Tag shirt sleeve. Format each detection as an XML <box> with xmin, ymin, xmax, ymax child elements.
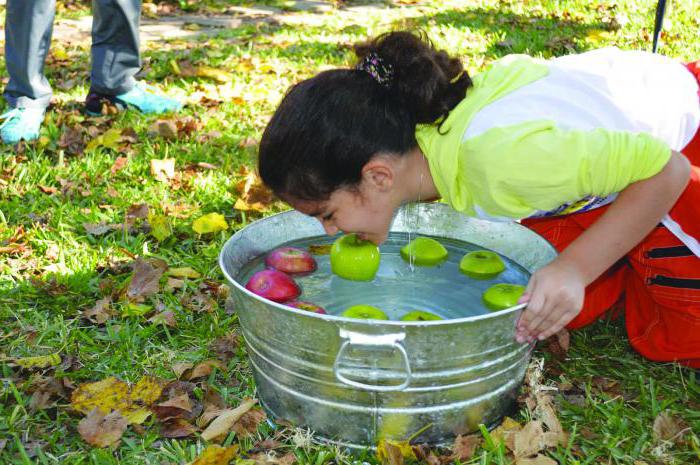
<box><xmin>461</xmin><ymin>120</ymin><xmax>673</xmax><ymax>218</ymax></box>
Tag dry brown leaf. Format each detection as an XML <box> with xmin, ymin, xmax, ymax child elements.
<box><xmin>83</xmin><ymin>297</ymin><xmax>113</xmax><ymax>324</ymax></box>
<box><xmin>172</xmin><ymin>362</ymin><xmax>194</xmax><ymax>379</ymax></box>
<box><xmin>234</xmin><ymin>167</ymin><xmax>274</xmax><ymax>212</ymax></box>
<box><xmin>546</xmin><ymin>328</ymin><xmax>570</xmax><ymax>360</ymax></box>
<box><xmin>166</xmin><ymin>277</ymin><xmax>186</xmax><ymax>291</ymax></box>
<box><xmin>377</xmin><ymin>440</ymin><xmax>406</xmax><ymax>465</ymax></box>
<box><xmin>232</xmin><ymin>408</ymin><xmax>267</xmax><ymax>436</ymax></box>
<box><xmin>188</xmin><ymin>359</ymin><xmax>226</xmax><ymax>380</ymax></box>
<box><xmin>490</xmin><ymin>416</ymin><xmax>522</xmax><ymax>451</ymax></box>
<box><xmin>150</xmin><ymin>158</ymin><xmax>176</xmax><ymax>182</ymax></box>
<box><xmin>653</xmin><ymin>410</ymin><xmax>689</xmax><ymax>444</ymax></box>
<box><xmin>127</xmin><ymin>203</ymin><xmax>150</xmax><ymax>219</ymax></box>
<box><xmin>209</xmin><ymin>332</ymin><xmax>240</xmax><ymax>363</ymax></box>
<box><xmin>514</xmin><ymin>420</ymin><xmax>545</xmax><ymax>458</ymax></box>
<box><xmin>110</xmin><ymin>156</ymin><xmax>129</xmax><ymax>174</ymax></box>
<box><xmin>84</xmin><ymin>222</ymin><xmax>119</xmax><ymax>236</ymax></box>
<box><xmin>148</xmin><ymin>120</ymin><xmax>178</xmax><ymax>140</ymax></box>
<box><xmin>200</xmin><ymin>398</ymin><xmax>257</xmax><ymax>441</ymax></box>
<box><xmin>515</xmin><ymin>455</ymin><xmax>558</xmax><ymax>465</ymax></box>
<box><xmin>161</xmin><ymin>418</ymin><xmax>198</xmax><ymax>438</ymax></box>
<box><xmin>78</xmin><ymin>408</ymin><xmax>128</xmax><ymax>448</ymax></box>
<box><xmin>29</xmin><ymin>390</ymin><xmax>54</xmax><ymax>412</ymax></box>
<box><xmin>126</xmin><ymin>257</ymin><xmax>167</xmax><ymax>302</ymax></box>
<box><xmin>451</xmin><ymin>434</ymin><xmax>480</xmax><ymax>461</ymax></box>
<box><xmin>148</xmin><ymin>310</ymin><xmax>177</xmax><ymax>327</ymax></box>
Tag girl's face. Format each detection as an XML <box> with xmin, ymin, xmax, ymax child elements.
<box><xmin>290</xmin><ymin>179</ymin><xmax>399</xmax><ymax>245</ymax></box>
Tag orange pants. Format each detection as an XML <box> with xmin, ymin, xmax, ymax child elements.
<box><xmin>522</xmin><ymin>62</ymin><xmax>700</xmax><ymax>368</ymax></box>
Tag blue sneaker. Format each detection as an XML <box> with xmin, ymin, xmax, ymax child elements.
<box><xmin>0</xmin><ymin>107</ymin><xmax>46</xmax><ymax>145</ymax></box>
<box><xmin>85</xmin><ymin>82</ymin><xmax>182</xmax><ymax>115</ymax></box>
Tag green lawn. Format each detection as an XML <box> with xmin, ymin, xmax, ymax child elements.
<box><xmin>1</xmin><ymin>0</ymin><xmax>699</xmax><ymax>464</ymax></box>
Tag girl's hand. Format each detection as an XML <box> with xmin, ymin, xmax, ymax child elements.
<box><xmin>515</xmin><ymin>259</ymin><xmax>585</xmax><ymax>343</ymax></box>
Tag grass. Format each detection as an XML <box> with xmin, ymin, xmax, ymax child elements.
<box><xmin>1</xmin><ymin>0</ymin><xmax>699</xmax><ymax>463</ymax></box>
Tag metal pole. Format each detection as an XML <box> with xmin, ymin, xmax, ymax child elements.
<box><xmin>652</xmin><ymin>0</ymin><xmax>668</xmax><ymax>53</ymax></box>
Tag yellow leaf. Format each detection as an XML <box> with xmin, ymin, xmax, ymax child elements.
<box><xmin>123</xmin><ymin>303</ymin><xmax>152</xmax><ymax>317</ymax></box>
<box><xmin>190</xmin><ymin>444</ymin><xmax>239</xmax><ymax>465</ymax></box>
<box><xmin>148</xmin><ymin>213</ymin><xmax>172</xmax><ymax>242</ymax></box>
<box><xmin>71</xmin><ymin>376</ymin><xmax>162</xmax><ymax>425</ymax></box>
<box><xmin>586</xmin><ymin>29</ymin><xmax>612</xmax><ymax>42</ymax></box>
<box><xmin>195</xmin><ymin>66</ymin><xmax>234</xmax><ymax>83</ymax></box>
<box><xmin>15</xmin><ymin>352</ymin><xmax>61</xmax><ymax>369</ymax></box>
<box><xmin>130</xmin><ymin>376</ymin><xmax>163</xmax><ymax>405</ymax></box>
<box><xmin>170</xmin><ymin>59</ymin><xmax>182</xmax><ymax>75</ymax></box>
<box><xmin>193</xmin><ymin>213</ymin><xmax>228</xmax><ymax>234</ymax></box>
<box><xmin>168</xmin><ymin>267</ymin><xmax>201</xmax><ymax>279</ymax></box>
<box><xmin>376</xmin><ymin>438</ymin><xmax>415</xmax><ymax>463</ymax></box>
<box><xmin>86</xmin><ymin>128</ymin><xmax>122</xmax><ymax>152</ymax></box>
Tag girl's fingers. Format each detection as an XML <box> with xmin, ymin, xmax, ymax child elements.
<box><xmin>537</xmin><ymin>312</ymin><xmax>574</xmax><ymax>340</ymax></box>
<box><xmin>516</xmin><ymin>288</ymin><xmax>545</xmax><ymax>343</ymax></box>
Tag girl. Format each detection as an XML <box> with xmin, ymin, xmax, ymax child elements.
<box><xmin>258</xmin><ymin>31</ymin><xmax>700</xmax><ymax>368</ymax></box>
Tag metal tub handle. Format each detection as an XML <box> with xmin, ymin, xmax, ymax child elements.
<box><xmin>333</xmin><ymin>329</ymin><xmax>412</xmax><ymax>392</ymax></box>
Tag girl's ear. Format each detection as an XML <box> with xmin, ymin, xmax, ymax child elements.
<box><xmin>361</xmin><ymin>157</ymin><xmax>394</xmax><ymax>192</ymax></box>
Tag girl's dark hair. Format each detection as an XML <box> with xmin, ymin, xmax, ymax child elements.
<box><xmin>259</xmin><ymin>30</ymin><xmax>472</xmax><ymax>201</ymax></box>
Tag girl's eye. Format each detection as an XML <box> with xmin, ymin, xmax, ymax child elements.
<box><xmin>323</xmin><ymin>213</ymin><xmax>334</xmax><ymax>221</ymax></box>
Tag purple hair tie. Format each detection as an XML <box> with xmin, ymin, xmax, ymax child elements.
<box><xmin>356</xmin><ymin>52</ymin><xmax>394</xmax><ymax>88</ymax></box>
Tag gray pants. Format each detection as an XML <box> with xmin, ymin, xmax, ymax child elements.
<box><xmin>3</xmin><ymin>0</ymin><xmax>142</xmax><ymax>109</ymax></box>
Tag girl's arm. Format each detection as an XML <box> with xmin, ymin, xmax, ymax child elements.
<box><xmin>515</xmin><ymin>150</ymin><xmax>691</xmax><ymax>343</ymax></box>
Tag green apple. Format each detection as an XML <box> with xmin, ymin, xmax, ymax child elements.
<box><xmin>400</xmin><ymin>310</ymin><xmax>443</xmax><ymax>321</ymax></box>
<box><xmin>482</xmin><ymin>283</ymin><xmax>526</xmax><ymax>311</ymax></box>
<box><xmin>330</xmin><ymin>234</ymin><xmax>381</xmax><ymax>281</ymax></box>
<box><xmin>459</xmin><ymin>250</ymin><xmax>505</xmax><ymax>280</ymax></box>
<box><xmin>400</xmin><ymin>237</ymin><xmax>448</xmax><ymax>266</ymax></box>
<box><xmin>341</xmin><ymin>304</ymin><xmax>389</xmax><ymax>320</ymax></box>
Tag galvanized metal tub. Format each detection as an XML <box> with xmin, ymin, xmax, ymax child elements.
<box><xmin>219</xmin><ymin>203</ymin><xmax>557</xmax><ymax>449</ymax></box>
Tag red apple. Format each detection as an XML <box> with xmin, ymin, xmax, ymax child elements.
<box><xmin>245</xmin><ymin>269</ymin><xmax>301</xmax><ymax>303</ymax></box>
<box><xmin>265</xmin><ymin>247</ymin><xmax>317</xmax><ymax>275</ymax></box>
<box><xmin>287</xmin><ymin>300</ymin><xmax>327</xmax><ymax>314</ymax></box>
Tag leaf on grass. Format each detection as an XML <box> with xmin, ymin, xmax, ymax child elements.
<box><xmin>152</xmin><ymin>393</ymin><xmax>193</xmax><ymax>422</ymax></box>
<box><xmin>514</xmin><ymin>420</ymin><xmax>545</xmax><ymax>458</ymax></box>
<box><xmin>169</xmin><ymin>267</ymin><xmax>201</xmax><ymax>279</ymax></box>
<box><xmin>86</xmin><ymin>128</ymin><xmax>123</xmax><ymax>152</ymax></box>
<box><xmin>515</xmin><ymin>455</ymin><xmax>558</xmax><ymax>465</ymax></box>
<box><xmin>172</xmin><ymin>362</ymin><xmax>195</xmax><ymax>379</ymax></box>
<box><xmin>161</xmin><ymin>418</ymin><xmax>198</xmax><ymax>438</ymax></box>
<box><xmin>58</xmin><ymin>126</ymin><xmax>85</xmax><ymax>155</ymax></box>
<box><xmin>14</xmin><ymin>352</ymin><xmax>62</xmax><ymax>369</ymax></box>
<box><xmin>232</xmin><ymin>408</ymin><xmax>267</xmax><ymax>436</ymax></box>
<box><xmin>377</xmin><ymin>439</ymin><xmax>413</xmax><ymax>465</ymax></box>
<box><xmin>193</xmin><ymin>213</ymin><xmax>228</xmax><ymax>234</ymax></box>
<box><xmin>200</xmin><ymin>398</ymin><xmax>257</xmax><ymax>441</ymax></box>
<box><xmin>78</xmin><ymin>408</ymin><xmax>128</xmax><ymax>448</ymax></box>
<box><xmin>71</xmin><ymin>376</ymin><xmax>162</xmax><ymax>425</ymax></box>
<box><xmin>190</xmin><ymin>444</ymin><xmax>239</xmax><ymax>465</ymax></box>
<box><xmin>84</xmin><ymin>222</ymin><xmax>119</xmax><ymax>236</ymax></box>
<box><xmin>148</xmin><ymin>213</ymin><xmax>172</xmax><ymax>242</ymax></box>
<box><xmin>166</xmin><ymin>277</ymin><xmax>186</xmax><ymax>291</ymax></box>
<box><xmin>194</xmin><ymin>66</ymin><xmax>235</xmax><ymax>83</ymax></box>
<box><xmin>653</xmin><ymin>410</ymin><xmax>688</xmax><ymax>444</ymax></box>
<box><xmin>148</xmin><ymin>120</ymin><xmax>179</xmax><ymax>140</ymax></box>
<box><xmin>127</xmin><ymin>203</ymin><xmax>150</xmax><ymax>219</ymax></box>
<box><xmin>545</xmin><ymin>328</ymin><xmax>570</xmax><ymax>360</ymax></box>
<box><xmin>83</xmin><ymin>297</ymin><xmax>113</xmax><ymax>324</ymax></box>
<box><xmin>110</xmin><ymin>156</ymin><xmax>129</xmax><ymax>174</ymax></box>
<box><xmin>126</xmin><ymin>257</ymin><xmax>167</xmax><ymax>302</ymax></box>
<box><xmin>451</xmin><ymin>434</ymin><xmax>481</xmax><ymax>461</ymax></box>
<box><xmin>188</xmin><ymin>359</ymin><xmax>226</xmax><ymax>380</ymax></box>
<box><xmin>151</xmin><ymin>158</ymin><xmax>176</xmax><ymax>182</ymax></box>
<box><xmin>148</xmin><ymin>310</ymin><xmax>177</xmax><ymax>327</ymax></box>
<box><xmin>122</xmin><ymin>303</ymin><xmax>153</xmax><ymax>317</ymax></box>
<box><xmin>234</xmin><ymin>168</ymin><xmax>274</xmax><ymax>212</ymax></box>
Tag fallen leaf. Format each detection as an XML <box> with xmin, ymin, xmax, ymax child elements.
<box><xmin>546</xmin><ymin>328</ymin><xmax>570</xmax><ymax>360</ymax></box>
<box><xmin>201</xmin><ymin>398</ymin><xmax>257</xmax><ymax>441</ymax></box>
<box><xmin>172</xmin><ymin>362</ymin><xmax>194</xmax><ymax>379</ymax></box>
<box><xmin>148</xmin><ymin>310</ymin><xmax>177</xmax><ymax>327</ymax></box>
<box><xmin>127</xmin><ymin>203</ymin><xmax>150</xmax><ymax>219</ymax></box>
<box><xmin>234</xmin><ymin>168</ymin><xmax>274</xmax><ymax>212</ymax></box>
<box><xmin>78</xmin><ymin>408</ymin><xmax>128</xmax><ymax>448</ymax></box>
<box><xmin>83</xmin><ymin>297</ymin><xmax>113</xmax><ymax>324</ymax></box>
<box><xmin>14</xmin><ymin>353</ymin><xmax>62</xmax><ymax>369</ymax></box>
<box><xmin>86</xmin><ymin>128</ymin><xmax>123</xmax><ymax>152</ymax></box>
<box><xmin>150</xmin><ymin>158</ymin><xmax>176</xmax><ymax>182</ymax></box>
<box><xmin>653</xmin><ymin>410</ymin><xmax>688</xmax><ymax>444</ymax></box>
<box><xmin>166</xmin><ymin>278</ymin><xmax>186</xmax><ymax>291</ymax></box>
<box><xmin>71</xmin><ymin>376</ymin><xmax>162</xmax><ymax>425</ymax></box>
<box><xmin>490</xmin><ymin>416</ymin><xmax>522</xmax><ymax>451</ymax></box>
<box><xmin>148</xmin><ymin>120</ymin><xmax>179</xmax><ymax>140</ymax></box>
<box><xmin>515</xmin><ymin>455</ymin><xmax>557</xmax><ymax>465</ymax></box>
<box><xmin>377</xmin><ymin>439</ymin><xmax>413</xmax><ymax>465</ymax></box>
<box><xmin>451</xmin><ymin>434</ymin><xmax>481</xmax><ymax>461</ymax></box>
<box><xmin>192</xmin><ymin>213</ymin><xmax>228</xmax><ymax>234</ymax></box>
<box><xmin>126</xmin><ymin>257</ymin><xmax>167</xmax><ymax>302</ymax></box>
<box><xmin>190</xmin><ymin>444</ymin><xmax>239</xmax><ymax>465</ymax></box>
<box><xmin>169</xmin><ymin>267</ymin><xmax>201</xmax><ymax>279</ymax></box>
<box><xmin>161</xmin><ymin>418</ymin><xmax>198</xmax><ymax>438</ymax></box>
<box><xmin>58</xmin><ymin>126</ymin><xmax>85</xmax><ymax>155</ymax></box>
<box><xmin>188</xmin><ymin>359</ymin><xmax>226</xmax><ymax>380</ymax></box>
<box><xmin>232</xmin><ymin>408</ymin><xmax>267</xmax><ymax>436</ymax></box>
<box><xmin>210</xmin><ymin>332</ymin><xmax>240</xmax><ymax>363</ymax></box>
<box><xmin>110</xmin><ymin>156</ymin><xmax>129</xmax><ymax>174</ymax></box>
<box><xmin>148</xmin><ymin>214</ymin><xmax>172</xmax><ymax>242</ymax></box>
<box><xmin>29</xmin><ymin>390</ymin><xmax>54</xmax><ymax>412</ymax></box>
<box><xmin>514</xmin><ymin>421</ymin><xmax>545</xmax><ymax>458</ymax></box>
<box><xmin>84</xmin><ymin>222</ymin><xmax>119</xmax><ymax>236</ymax></box>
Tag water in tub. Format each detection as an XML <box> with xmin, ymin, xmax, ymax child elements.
<box><xmin>237</xmin><ymin>232</ymin><xmax>529</xmax><ymax>319</ymax></box>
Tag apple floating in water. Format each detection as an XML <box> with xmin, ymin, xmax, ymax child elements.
<box><xmin>330</xmin><ymin>234</ymin><xmax>381</xmax><ymax>281</ymax></box>
<box><xmin>400</xmin><ymin>237</ymin><xmax>448</xmax><ymax>266</ymax></box>
<box><xmin>400</xmin><ymin>310</ymin><xmax>443</xmax><ymax>321</ymax></box>
<box><xmin>341</xmin><ymin>304</ymin><xmax>389</xmax><ymax>320</ymax></box>
<box><xmin>460</xmin><ymin>250</ymin><xmax>505</xmax><ymax>280</ymax></box>
<box><xmin>482</xmin><ymin>283</ymin><xmax>525</xmax><ymax>311</ymax></box>
<box><xmin>287</xmin><ymin>300</ymin><xmax>327</xmax><ymax>314</ymax></box>
<box><xmin>245</xmin><ymin>269</ymin><xmax>301</xmax><ymax>303</ymax></box>
<box><xmin>265</xmin><ymin>246</ymin><xmax>317</xmax><ymax>275</ymax></box>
